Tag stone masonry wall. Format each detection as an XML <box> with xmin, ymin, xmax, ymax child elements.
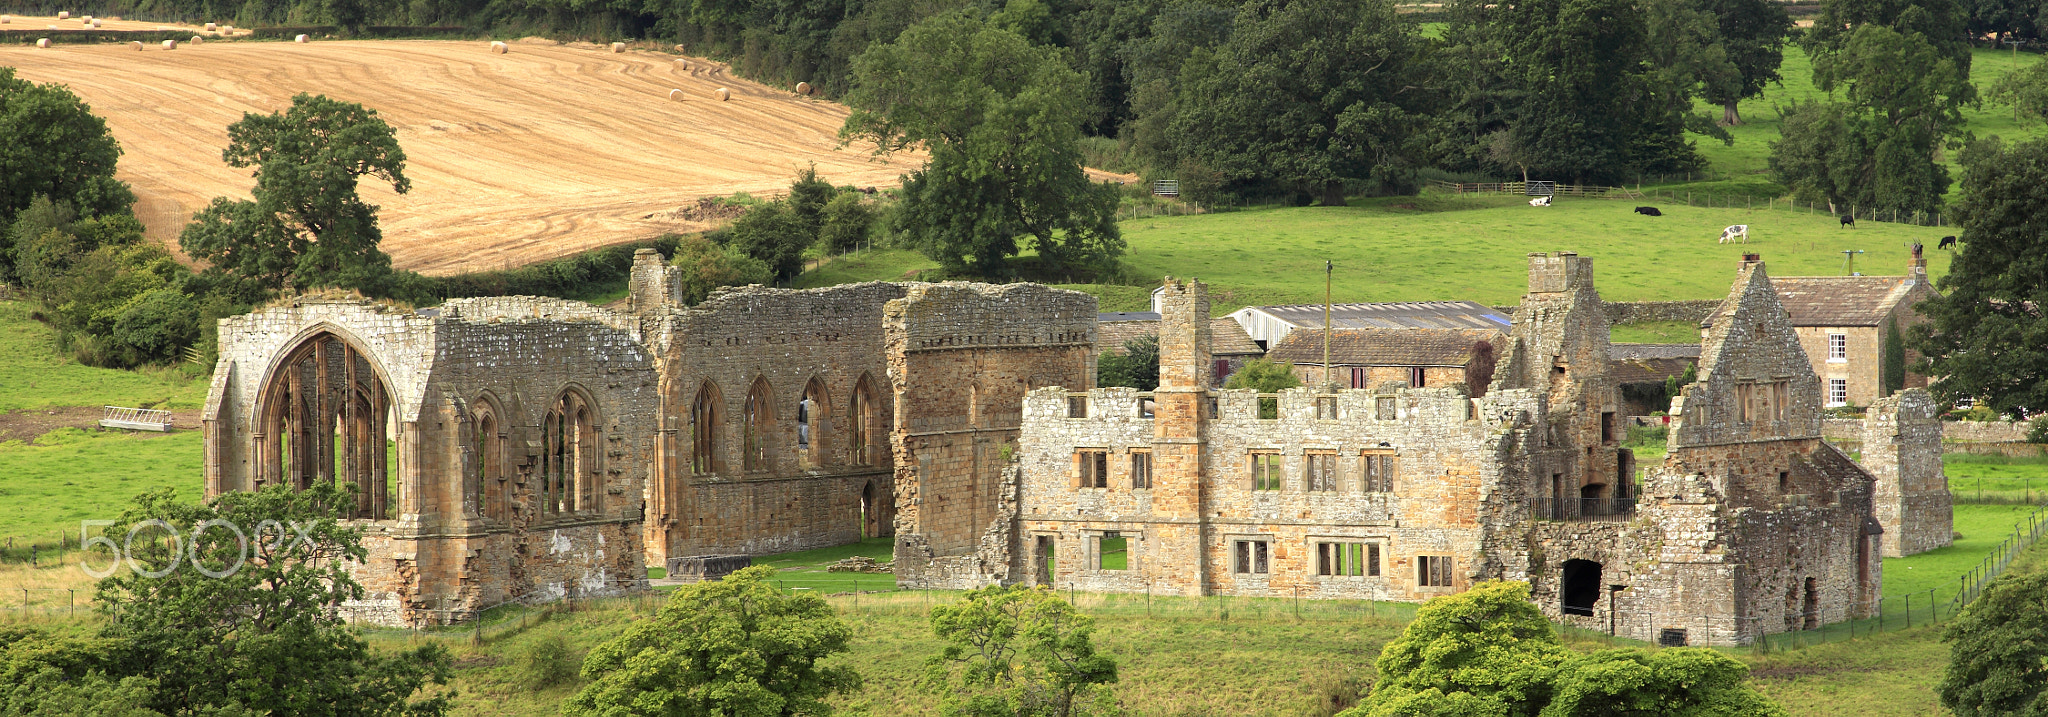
<box><xmin>1863</xmin><ymin>389</ymin><xmax>1953</xmax><ymax>557</ymax></box>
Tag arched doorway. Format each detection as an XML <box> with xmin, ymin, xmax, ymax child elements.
<box><xmin>1561</xmin><ymin>559</ymin><xmax>1603</xmax><ymax>617</ymax></box>
<box><xmin>861</xmin><ymin>480</ymin><xmax>877</xmax><ymax>539</ymax></box>
<box><xmin>256</xmin><ymin>330</ymin><xmax>393</xmax><ymax>519</ymax></box>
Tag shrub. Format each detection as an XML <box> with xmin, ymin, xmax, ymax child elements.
<box><xmin>515</xmin><ymin>633</ymin><xmax>579</xmax><ymax>690</ymax></box>
<box><xmin>2028</xmin><ymin>416</ymin><xmax>2048</xmax><ymax>444</ymax></box>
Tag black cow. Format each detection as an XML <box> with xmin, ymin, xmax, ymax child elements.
<box><xmin>1939</xmin><ymin>235</ymin><xmax>1958</xmax><ymax>250</ymax></box>
<box><xmin>1839</xmin><ymin>214</ymin><xmax>1856</xmax><ymax>228</ymax></box>
<box><xmin>1634</xmin><ymin>206</ymin><xmax>1662</xmax><ymax>216</ymax></box>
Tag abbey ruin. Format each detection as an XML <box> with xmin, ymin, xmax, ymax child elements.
<box><xmin>199</xmin><ymin>249</ymin><xmax>1950</xmax><ymax>644</ymax></box>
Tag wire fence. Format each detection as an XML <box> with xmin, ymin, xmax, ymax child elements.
<box><xmin>1634</xmin><ymin>188</ymin><xmax>1952</xmax><ymax>229</ymax></box>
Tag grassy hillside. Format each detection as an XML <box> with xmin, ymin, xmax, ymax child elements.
<box><xmin>0</xmin><ymin>429</ymin><xmax>204</xmax><ymax>548</ymax></box>
<box><xmin>0</xmin><ymin>301</ymin><xmax>209</xmax><ymax>413</ymax></box>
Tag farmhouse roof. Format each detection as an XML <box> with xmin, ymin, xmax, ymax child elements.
<box><xmin>1699</xmin><ymin>251</ymin><xmax>1933</xmax><ymax>329</ymax></box>
<box><xmin>1611</xmin><ymin>356</ymin><xmax>1696</xmax><ymax>385</ymax></box>
<box><xmin>1096</xmin><ymin>317</ymin><xmax>1263</xmax><ymax>357</ymax></box>
<box><xmin>1265</xmin><ymin>327</ymin><xmax>1502</xmax><ymax>368</ymax></box>
<box><xmin>1228</xmin><ymin>301</ymin><xmax>1511</xmax><ymax>346</ymax></box>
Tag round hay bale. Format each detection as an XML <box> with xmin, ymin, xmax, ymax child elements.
<box><xmin>190</xmin><ymin>35</ymin><xmax>202</xmax><ymax>44</ymax></box>
<box><xmin>713</xmin><ymin>87</ymin><xmax>730</xmax><ymax>102</ymax></box>
<box><xmin>36</xmin><ymin>38</ymin><xmax>50</xmax><ymax>48</ymax></box>
<box><xmin>57</xmin><ymin>11</ymin><xmax>69</xmax><ymax>19</ymax></box>
<box><xmin>162</xmin><ymin>39</ymin><xmax>176</xmax><ymax>49</ymax></box>
<box><xmin>795</xmin><ymin>81</ymin><xmax>811</xmax><ymax>95</ymax></box>
<box><xmin>90</xmin><ymin>18</ymin><xmax>101</xmax><ymax>26</ymax></box>
<box><xmin>673</xmin><ymin>44</ymin><xmax>685</xmax><ymax>52</ymax></box>
<box><xmin>294</xmin><ymin>33</ymin><xmax>308</xmax><ymax>42</ymax></box>
<box><xmin>490</xmin><ymin>40</ymin><xmax>508</xmax><ymax>54</ymax></box>
<box><xmin>673</xmin><ymin>59</ymin><xmax>690</xmax><ymax>71</ymax></box>
<box><xmin>668</xmin><ymin>88</ymin><xmax>685</xmax><ymax>102</ymax></box>
<box><xmin>610</xmin><ymin>41</ymin><xmax>625</xmax><ymax>53</ymax></box>
<box><xmin>0</xmin><ymin>15</ymin><xmax>9</xmax><ymax>24</ymax></box>
<box><xmin>205</xmin><ymin>22</ymin><xmax>217</xmax><ymax>31</ymax></box>
<box><xmin>131</xmin><ymin>40</ymin><xmax>143</xmax><ymax>50</ymax></box>
<box><xmin>80</xmin><ymin>15</ymin><xmax>91</xmax><ymax>24</ymax></box>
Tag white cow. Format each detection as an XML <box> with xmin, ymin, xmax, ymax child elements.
<box><xmin>1719</xmin><ymin>224</ymin><xmax>1749</xmax><ymax>243</ymax></box>
<box><xmin>1529</xmin><ymin>195</ymin><xmax>1552</xmax><ymax>207</ymax></box>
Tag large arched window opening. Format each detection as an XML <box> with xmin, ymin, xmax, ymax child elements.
<box><xmin>850</xmin><ymin>373</ymin><xmax>880</xmax><ymax>466</ymax></box>
<box><xmin>257</xmin><ymin>331</ymin><xmax>393</xmax><ymax>519</ymax></box>
<box><xmin>473</xmin><ymin>394</ymin><xmax>507</xmax><ymax>521</ymax></box>
<box><xmin>542</xmin><ymin>390</ymin><xmax>599</xmax><ymax>515</ymax></box>
<box><xmin>744</xmin><ymin>378</ymin><xmax>775</xmax><ymax>471</ymax></box>
<box><xmin>692</xmin><ymin>381</ymin><xmax>724</xmax><ymax>475</ymax></box>
<box><xmin>798</xmin><ymin>377</ymin><xmax>830</xmax><ymax>469</ymax></box>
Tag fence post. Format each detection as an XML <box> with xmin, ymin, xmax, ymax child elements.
<box><xmin>1905</xmin><ymin>592</ymin><xmax>1912</xmax><ymax>628</ymax></box>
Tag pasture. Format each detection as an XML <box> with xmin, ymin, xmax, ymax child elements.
<box><xmin>0</xmin><ymin>39</ymin><xmax>924</xmax><ymax>275</ymax></box>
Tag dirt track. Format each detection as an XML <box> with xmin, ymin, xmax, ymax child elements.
<box><xmin>1</xmin><ymin>38</ymin><xmax>927</xmax><ymax>275</ymax></box>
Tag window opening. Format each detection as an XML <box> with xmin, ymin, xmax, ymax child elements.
<box><xmin>1130</xmin><ymin>450</ymin><xmax>1152</xmax><ymax>489</ymax></box>
<box><xmin>1376</xmin><ymin>396</ymin><xmax>1397</xmax><ymax>421</ymax></box>
<box><xmin>1417</xmin><ymin>555</ymin><xmax>1455</xmax><ymax>587</ymax></box>
<box><xmin>1097</xmin><ymin>532</ymin><xmax>1128</xmax><ymax>571</ymax></box>
<box><xmin>1251</xmin><ymin>452</ymin><xmax>1283</xmax><ymax>491</ymax></box>
<box><xmin>1234</xmin><ymin>540</ymin><xmax>1269</xmax><ymax>574</ymax></box>
<box><xmin>1361</xmin><ymin>451</ymin><xmax>1396</xmax><ymax>492</ymax></box>
<box><xmin>1561</xmin><ymin>559</ymin><xmax>1602</xmax><ymax>616</ymax></box>
<box><xmin>1077</xmin><ymin>449</ymin><xmax>1109</xmax><ymax>488</ymax></box>
<box><xmin>1306</xmin><ymin>452</ymin><xmax>1338</xmax><ymax>491</ymax></box>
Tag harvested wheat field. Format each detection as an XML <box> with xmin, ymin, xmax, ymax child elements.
<box><xmin>1</xmin><ymin>39</ymin><xmax>927</xmax><ymax>274</ymax></box>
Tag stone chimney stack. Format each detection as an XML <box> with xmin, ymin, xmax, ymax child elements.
<box><xmin>1149</xmin><ymin>276</ymin><xmax>1210</xmax><ymax>597</ymax></box>
<box><xmin>1908</xmin><ymin>244</ymin><xmax>1928</xmax><ymax>282</ymax></box>
<box><xmin>1526</xmin><ymin>251</ymin><xmax>1589</xmax><ymax>294</ymax></box>
<box><xmin>1156</xmin><ymin>277</ymin><xmax>1213</xmax><ymax>390</ymax></box>
<box><xmin>1740</xmin><ymin>253</ymin><xmax>1762</xmax><ymax>270</ymax></box>
<box><xmin>627</xmin><ymin>248</ymin><xmax>681</xmax><ymax>315</ymax></box>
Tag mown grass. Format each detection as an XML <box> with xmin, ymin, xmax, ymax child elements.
<box><xmin>1945</xmin><ymin>452</ymin><xmax>2048</xmax><ymax>503</ymax></box>
<box><xmin>0</xmin><ymin>429</ymin><xmax>204</xmax><ymax>548</ymax></box>
<box><xmin>1610</xmin><ymin>320</ymin><xmax>1700</xmax><ymax>344</ymax></box>
<box><xmin>1881</xmin><ymin>503</ymin><xmax>2042</xmax><ymax>599</ymax></box>
<box><xmin>0</xmin><ymin>301</ymin><xmax>210</xmax><ymax>413</ymax></box>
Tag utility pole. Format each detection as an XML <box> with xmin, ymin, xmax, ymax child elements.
<box><xmin>1841</xmin><ymin>249</ymin><xmax>1865</xmax><ymax>276</ymax></box>
<box><xmin>1323</xmin><ymin>261</ymin><xmax>1333</xmax><ymax>387</ymax></box>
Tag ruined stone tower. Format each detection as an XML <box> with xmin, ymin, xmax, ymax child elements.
<box><xmin>1863</xmin><ymin>388</ymin><xmax>1953</xmax><ymax>557</ymax></box>
<box><xmin>1151</xmin><ymin>277</ymin><xmax>1211</xmax><ymax>597</ymax></box>
<box><xmin>1494</xmin><ymin>252</ymin><xmax>1629</xmax><ymax>519</ymax></box>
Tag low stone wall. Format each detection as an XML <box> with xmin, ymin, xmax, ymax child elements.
<box><xmin>1824</xmin><ymin>418</ymin><xmax>2033</xmax><ymax>443</ymax></box>
<box><xmin>1492</xmin><ymin>300</ymin><xmax>1722</xmax><ymax>327</ymax></box>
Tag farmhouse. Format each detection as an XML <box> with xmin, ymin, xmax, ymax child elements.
<box><xmin>1096</xmin><ymin>312</ymin><xmax>1264</xmax><ymax>385</ymax></box>
<box><xmin>1225</xmin><ymin>300</ymin><xmax>1510</xmax><ymax>349</ymax></box>
<box><xmin>1700</xmin><ymin>246</ymin><xmax>1935</xmax><ymax>409</ymax></box>
<box><xmin>1263</xmin><ymin>326</ymin><xmax>1503</xmax><ymax>390</ymax></box>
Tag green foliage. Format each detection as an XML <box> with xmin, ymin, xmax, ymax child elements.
<box><xmin>0</xmin><ymin>628</ymin><xmax>160</xmax><ymax>717</ymax></box>
<box><xmin>1986</xmin><ymin>54</ymin><xmax>2048</xmax><ymax>127</ymax></box>
<box><xmin>922</xmin><ymin>584</ymin><xmax>1119</xmax><ymax>717</ymax></box>
<box><xmin>842</xmin><ymin>11</ymin><xmax>1123</xmax><ymax>277</ymax></box>
<box><xmin>670</xmin><ymin>232</ymin><xmax>773</xmax><ymax>304</ymax></box>
<box><xmin>1096</xmin><ymin>335</ymin><xmax>1160</xmax><ymax>391</ymax></box>
<box><xmin>1940</xmin><ymin>572</ymin><xmax>2048</xmax><ymax>716</ymax></box>
<box><xmin>179</xmin><ymin>93</ymin><xmax>410</xmax><ymax>295</ymax></box>
<box><xmin>395</xmin><ymin>235</ymin><xmax>683</xmax><ymax>305</ymax></box>
<box><xmin>566</xmin><ymin>565</ymin><xmax>860</xmax><ymax>716</ymax></box>
<box><xmin>1168</xmin><ymin>0</ymin><xmax>1427</xmax><ymax>205</ymax></box>
<box><xmin>820</xmin><ymin>193</ymin><xmax>878</xmax><ymax>254</ymax></box>
<box><xmin>1882</xmin><ymin>316</ymin><xmax>1906</xmax><ymax>397</ymax></box>
<box><xmin>1689</xmin><ymin>0</ymin><xmax>1794</xmax><ymax>124</ymax></box>
<box><xmin>1908</xmin><ymin>137</ymin><xmax>2048</xmax><ymax>418</ymax></box>
<box><xmin>93</xmin><ymin>484</ymin><xmax>453</xmax><ymax>716</ymax></box>
<box><xmin>1542</xmin><ymin>649</ymin><xmax>1787</xmax><ymax>717</ymax></box>
<box><xmin>0</xmin><ymin>67</ymin><xmax>134</xmax><ymax>234</ymax></box>
<box><xmin>513</xmin><ymin>634</ymin><xmax>579</xmax><ymax>691</ymax></box>
<box><xmin>1224</xmin><ymin>358</ymin><xmax>1301</xmax><ymax>393</ymax></box>
<box><xmin>2030</xmin><ymin>416</ymin><xmax>2048</xmax><ymax>444</ymax></box>
<box><xmin>727</xmin><ymin>201</ymin><xmax>815</xmax><ymax>283</ymax></box>
<box><xmin>1664</xmin><ymin>360</ymin><xmax>1699</xmax><ymax>399</ymax></box>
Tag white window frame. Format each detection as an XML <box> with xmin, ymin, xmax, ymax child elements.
<box><xmin>1827</xmin><ymin>333</ymin><xmax>1848</xmax><ymax>363</ymax></box>
<box><xmin>1827</xmin><ymin>378</ymin><xmax>1848</xmax><ymax>407</ymax></box>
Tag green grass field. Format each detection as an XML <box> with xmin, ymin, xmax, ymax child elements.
<box><xmin>1881</xmin><ymin>503</ymin><xmax>2043</xmax><ymax>599</ymax></box>
<box><xmin>0</xmin><ymin>301</ymin><xmax>210</xmax><ymax>412</ymax></box>
<box><xmin>1945</xmin><ymin>453</ymin><xmax>2048</xmax><ymax>503</ymax></box>
<box><xmin>0</xmin><ymin>428</ymin><xmax>204</xmax><ymax>547</ymax></box>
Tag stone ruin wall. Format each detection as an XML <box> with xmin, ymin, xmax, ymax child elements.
<box><xmin>1863</xmin><ymin>388</ymin><xmax>1954</xmax><ymax>557</ymax></box>
<box><xmin>886</xmin><ymin>282</ymin><xmax>1098</xmax><ymax>589</ymax></box>
<box><xmin>643</xmin><ymin>282</ymin><xmax>907</xmax><ymax>565</ymax></box>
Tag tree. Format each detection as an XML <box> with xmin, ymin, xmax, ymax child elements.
<box><xmin>1882</xmin><ymin>316</ymin><xmax>1906</xmax><ymax>397</ymax></box>
<box><xmin>1346</xmin><ymin>582</ymin><xmax>1784</xmax><ymax>717</ymax></box>
<box><xmin>1939</xmin><ymin>572</ymin><xmax>2048</xmax><ymax>715</ymax></box>
<box><xmin>841</xmin><ymin>10</ymin><xmax>1123</xmax><ymax>276</ymax></box>
<box><xmin>1907</xmin><ymin>137</ymin><xmax>2048</xmax><ymax>417</ymax></box>
<box><xmin>1689</xmin><ymin>0</ymin><xmax>1794</xmax><ymax>125</ymax></box>
<box><xmin>1096</xmin><ymin>334</ymin><xmax>1160</xmax><ymax>390</ymax></box>
<box><xmin>1169</xmin><ymin>0</ymin><xmax>1427</xmax><ymax>205</ymax></box>
<box><xmin>922</xmin><ymin>585</ymin><xmax>1118</xmax><ymax>717</ymax></box>
<box><xmin>0</xmin><ymin>68</ymin><xmax>134</xmax><ymax>229</ymax></box>
<box><xmin>1640</xmin><ymin>0</ymin><xmax>1737</xmax><ymax>173</ymax></box>
<box><xmin>727</xmin><ymin>201</ymin><xmax>814</xmax><ymax>283</ymax></box>
<box><xmin>1986</xmin><ymin>54</ymin><xmax>2048</xmax><ymax>126</ymax></box>
<box><xmin>788</xmin><ymin>164</ymin><xmax>837</xmax><ymax>237</ymax></box>
<box><xmin>94</xmin><ymin>484</ymin><xmax>453</xmax><ymax>716</ymax></box>
<box><xmin>1223</xmin><ymin>357</ymin><xmax>1301</xmax><ymax>393</ymax></box>
<box><xmin>1466</xmin><ymin>340</ymin><xmax>1497</xmax><ymax>398</ymax></box>
<box><xmin>1960</xmin><ymin>0</ymin><xmax>2048</xmax><ymax>44</ymax></box>
<box><xmin>669</xmin><ymin>232</ymin><xmax>772</xmax><ymax>304</ymax></box>
<box><xmin>566</xmin><ymin>565</ymin><xmax>861</xmax><ymax>716</ymax></box>
<box><xmin>820</xmin><ymin>193</ymin><xmax>876</xmax><ymax>254</ymax></box>
<box><xmin>179</xmin><ymin>93</ymin><xmax>409</xmax><ymax>295</ymax></box>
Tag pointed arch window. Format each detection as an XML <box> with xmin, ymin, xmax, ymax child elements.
<box><xmin>798</xmin><ymin>378</ymin><xmax>830</xmax><ymax>469</ymax></box>
<box><xmin>851</xmin><ymin>374</ymin><xmax>879</xmax><ymax>466</ymax></box>
<box><xmin>473</xmin><ymin>397</ymin><xmax>508</xmax><ymax>521</ymax></box>
<box><xmin>258</xmin><ymin>331</ymin><xmax>391</xmax><ymax>520</ymax></box>
<box><xmin>692</xmin><ymin>381</ymin><xmax>724</xmax><ymax>475</ymax></box>
<box><xmin>744</xmin><ymin>378</ymin><xmax>775</xmax><ymax>471</ymax></box>
<box><xmin>543</xmin><ymin>390</ymin><xmax>599</xmax><ymax>514</ymax></box>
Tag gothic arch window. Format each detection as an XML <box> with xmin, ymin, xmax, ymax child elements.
<box><xmin>542</xmin><ymin>389</ymin><xmax>600</xmax><ymax>515</ymax></box>
<box><xmin>692</xmin><ymin>381</ymin><xmax>724</xmax><ymax>475</ymax></box>
<box><xmin>850</xmin><ymin>373</ymin><xmax>880</xmax><ymax>466</ymax></box>
<box><xmin>744</xmin><ymin>377</ymin><xmax>775</xmax><ymax>471</ymax></box>
<box><xmin>473</xmin><ymin>393</ymin><xmax>507</xmax><ymax>521</ymax></box>
<box><xmin>799</xmin><ymin>377</ymin><xmax>830</xmax><ymax>468</ymax></box>
<box><xmin>256</xmin><ymin>330</ymin><xmax>392</xmax><ymax>519</ymax></box>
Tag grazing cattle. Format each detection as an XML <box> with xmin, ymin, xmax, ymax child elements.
<box><xmin>1719</xmin><ymin>224</ymin><xmax>1749</xmax><ymax>244</ymax></box>
<box><xmin>860</xmin><ymin>186</ymin><xmax>878</xmax><ymax>195</ymax></box>
<box><xmin>1529</xmin><ymin>196</ymin><xmax>1552</xmax><ymax>207</ymax></box>
<box><xmin>1839</xmin><ymin>214</ymin><xmax>1856</xmax><ymax>228</ymax></box>
<box><xmin>1634</xmin><ymin>206</ymin><xmax>1662</xmax><ymax>216</ymax></box>
<box><xmin>1939</xmin><ymin>235</ymin><xmax>1957</xmax><ymax>250</ymax></box>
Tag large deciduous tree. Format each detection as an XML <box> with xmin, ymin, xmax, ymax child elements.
<box><xmin>841</xmin><ymin>10</ymin><xmax>1122</xmax><ymax>277</ymax></box>
<box><xmin>922</xmin><ymin>584</ymin><xmax>1119</xmax><ymax>717</ymax></box>
<box><xmin>0</xmin><ymin>68</ymin><xmax>134</xmax><ymax>230</ymax></box>
<box><xmin>1939</xmin><ymin>572</ymin><xmax>2048</xmax><ymax>716</ymax></box>
<box><xmin>566</xmin><ymin>565</ymin><xmax>860</xmax><ymax>716</ymax></box>
<box><xmin>179</xmin><ymin>93</ymin><xmax>409</xmax><ymax>295</ymax></box>
<box><xmin>1907</xmin><ymin>137</ymin><xmax>2048</xmax><ymax>417</ymax></box>
<box><xmin>1168</xmin><ymin>0</ymin><xmax>1427</xmax><ymax>205</ymax></box>
<box><xmin>1689</xmin><ymin>0</ymin><xmax>1795</xmax><ymax>125</ymax></box>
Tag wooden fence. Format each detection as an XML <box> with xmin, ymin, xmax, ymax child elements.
<box><xmin>1430</xmin><ymin>180</ymin><xmax>1643</xmax><ymax>199</ymax></box>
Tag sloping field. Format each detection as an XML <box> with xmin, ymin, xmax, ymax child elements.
<box><xmin>0</xmin><ymin>39</ymin><xmax>924</xmax><ymax>274</ymax></box>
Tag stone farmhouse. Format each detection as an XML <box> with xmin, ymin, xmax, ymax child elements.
<box><xmin>1701</xmin><ymin>246</ymin><xmax>1935</xmax><ymax>409</ymax></box>
<box><xmin>198</xmin><ymin>248</ymin><xmax>1948</xmax><ymax>642</ymax></box>
<box><xmin>1096</xmin><ymin>312</ymin><xmax>1264</xmax><ymax>385</ymax></box>
<box><xmin>1264</xmin><ymin>326</ymin><xmax>1504</xmax><ymax>390</ymax></box>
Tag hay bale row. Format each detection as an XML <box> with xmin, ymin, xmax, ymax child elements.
<box><xmin>610</xmin><ymin>41</ymin><xmax>624</xmax><ymax>53</ymax></box>
<box><xmin>204</xmin><ymin>22</ymin><xmax>216</xmax><ymax>31</ymax></box>
<box><xmin>490</xmin><ymin>40</ymin><xmax>507</xmax><ymax>53</ymax></box>
<box><xmin>294</xmin><ymin>33</ymin><xmax>308</xmax><ymax>42</ymax></box>
<box><xmin>713</xmin><ymin>87</ymin><xmax>729</xmax><ymax>102</ymax></box>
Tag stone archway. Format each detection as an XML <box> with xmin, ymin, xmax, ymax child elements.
<box><xmin>255</xmin><ymin>330</ymin><xmax>394</xmax><ymax>519</ymax></box>
<box><xmin>1561</xmin><ymin>559</ymin><xmax>1603</xmax><ymax>617</ymax></box>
